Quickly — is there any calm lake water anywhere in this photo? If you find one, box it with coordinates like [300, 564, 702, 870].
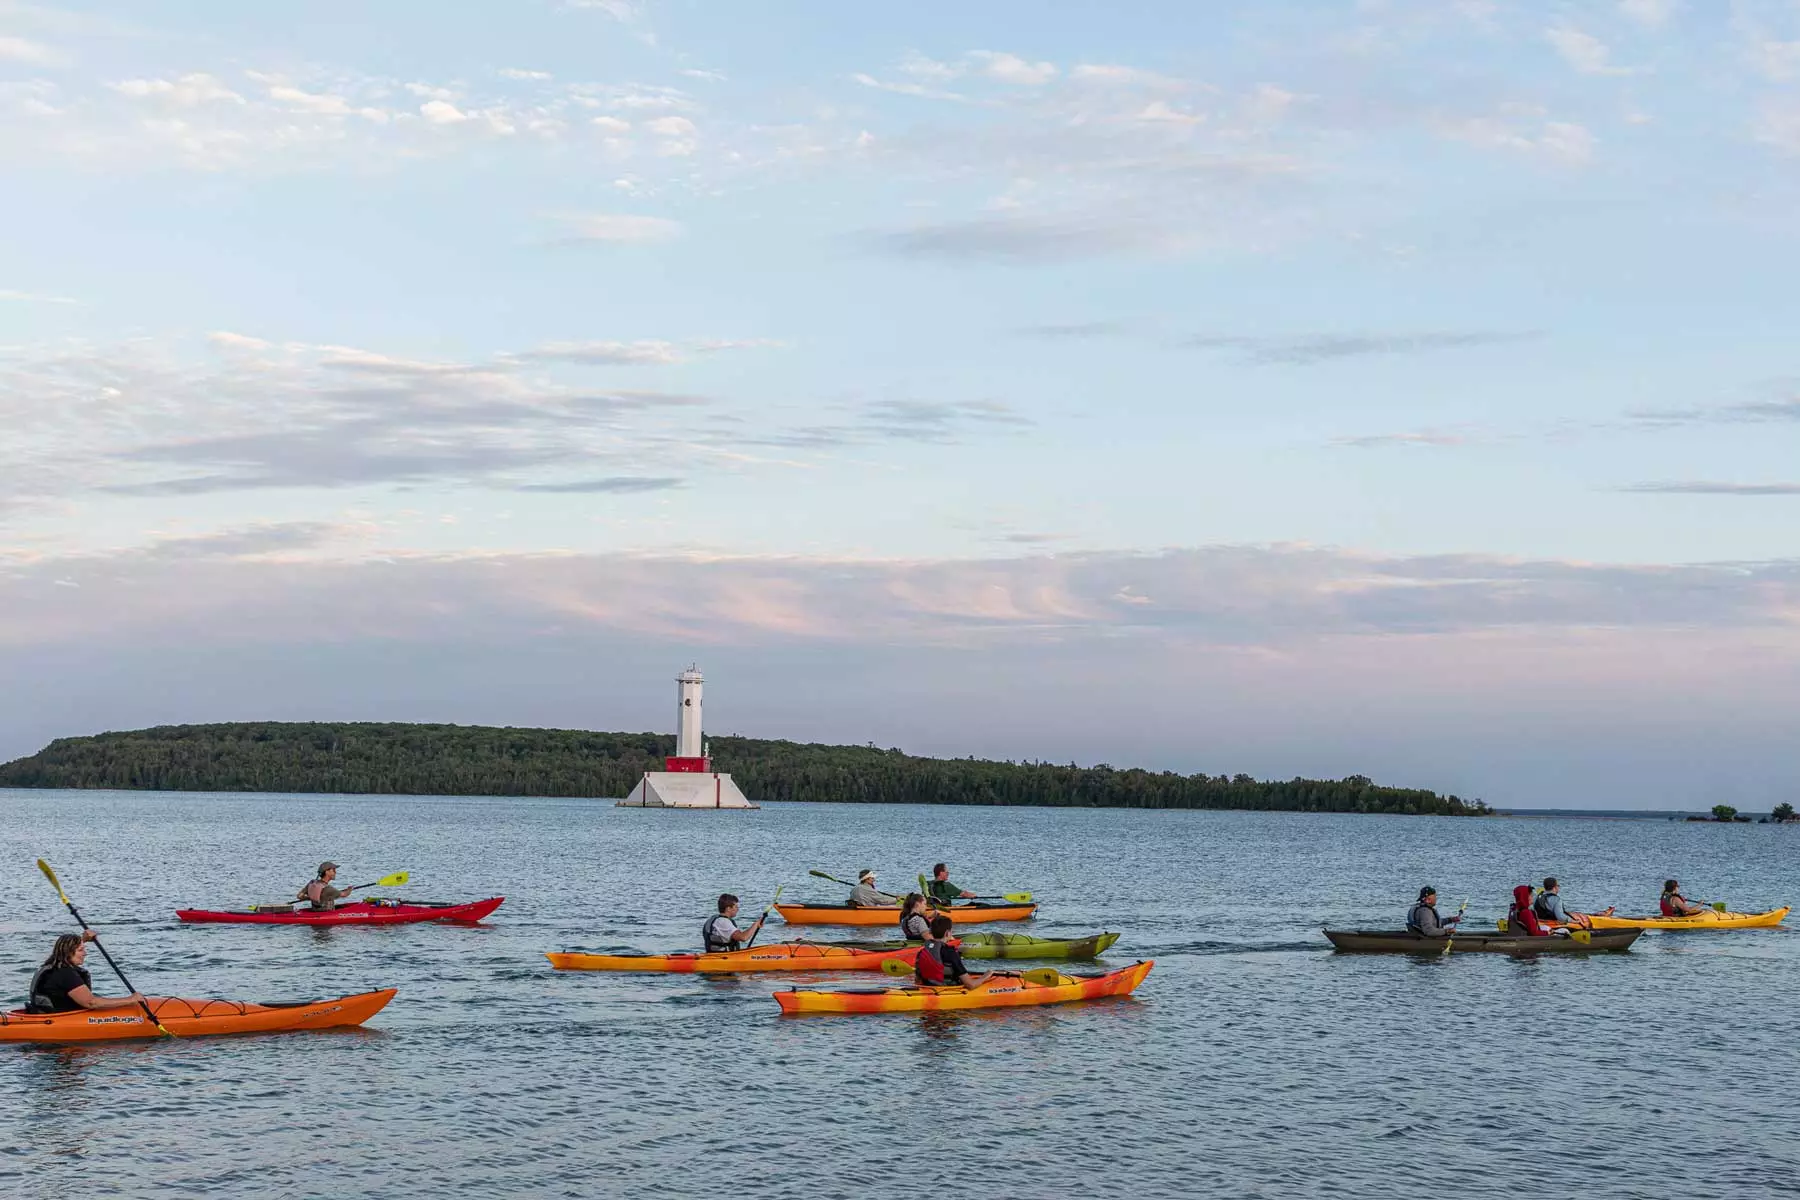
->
[1, 789, 1795, 1198]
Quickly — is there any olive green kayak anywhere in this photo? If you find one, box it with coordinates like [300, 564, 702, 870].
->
[829, 932, 1120, 960]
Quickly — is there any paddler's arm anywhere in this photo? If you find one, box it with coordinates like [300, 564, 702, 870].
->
[65, 983, 148, 1010]
[728, 915, 766, 945]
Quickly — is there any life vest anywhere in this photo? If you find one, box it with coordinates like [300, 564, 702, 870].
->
[1533, 892, 1559, 921]
[1405, 903, 1437, 935]
[1508, 886, 1547, 936]
[702, 916, 737, 952]
[915, 941, 949, 986]
[899, 912, 930, 940]
[24, 963, 88, 1014]
[1660, 892, 1682, 917]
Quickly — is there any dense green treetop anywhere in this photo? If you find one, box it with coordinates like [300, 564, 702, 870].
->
[0, 722, 1492, 815]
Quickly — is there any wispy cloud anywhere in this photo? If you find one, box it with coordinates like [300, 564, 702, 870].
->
[512, 476, 683, 493]
[1331, 431, 1474, 449]
[1618, 481, 1800, 495]
[1546, 26, 1641, 76]
[549, 212, 684, 243]
[1185, 331, 1539, 366]
[0, 288, 80, 305]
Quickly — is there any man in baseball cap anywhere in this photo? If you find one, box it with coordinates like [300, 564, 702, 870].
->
[297, 862, 355, 911]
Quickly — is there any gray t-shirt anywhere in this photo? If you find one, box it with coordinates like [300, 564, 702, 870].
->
[848, 883, 893, 907]
[902, 912, 932, 940]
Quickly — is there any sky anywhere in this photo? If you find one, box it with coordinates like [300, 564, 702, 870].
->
[3, 0, 1799, 809]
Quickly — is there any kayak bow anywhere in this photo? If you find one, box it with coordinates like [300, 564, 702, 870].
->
[176, 898, 504, 926]
[775, 960, 1151, 1014]
[0, 988, 398, 1043]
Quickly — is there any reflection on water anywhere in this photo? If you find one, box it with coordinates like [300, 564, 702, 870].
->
[1, 789, 1796, 1198]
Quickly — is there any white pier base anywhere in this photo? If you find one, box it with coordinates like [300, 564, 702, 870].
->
[617, 771, 759, 809]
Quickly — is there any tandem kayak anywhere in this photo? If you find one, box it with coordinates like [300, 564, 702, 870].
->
[774, 901, 1037, 926]
[1578, 906, 1788, 931]
[775, 961, 1152, 1015]
[832, 932, 1121, 960]
[176, 897, 504, 925]
[545, 942, 924, 973]
[1324, 929, 1642, 954]
[0, 989, 397, 1044]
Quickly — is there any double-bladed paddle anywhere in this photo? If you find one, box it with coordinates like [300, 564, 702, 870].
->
[916, 872, 1033, 905]
[36, 858, 172, 1038]
[1440, 899, 1469, 957]
[349, 869, 411, 891]
[743, 884, 783, 949]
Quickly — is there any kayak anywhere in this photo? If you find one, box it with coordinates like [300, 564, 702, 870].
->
[1580, 906, 1788, 931]
[0, 989, 397, 1044]
[775, 901, 1036, 927]
[545, 942, 924, 973]
[775, 960, 1152, 1015]
[832, 932, 1121, 960]
[175, 897, 504, 925]
[1324, 929, 1642, 954]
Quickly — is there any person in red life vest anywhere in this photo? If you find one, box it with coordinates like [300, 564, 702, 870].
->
[1507, 884, 1552, 936]
[914, 914, 991, 988]
[1660, 880, 1705, 917]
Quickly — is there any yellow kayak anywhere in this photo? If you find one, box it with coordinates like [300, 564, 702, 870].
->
[1585, 906, 1788, 930]
[1500, 906, 1789, 932]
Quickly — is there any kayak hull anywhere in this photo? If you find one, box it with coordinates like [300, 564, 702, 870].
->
[176, 897, 504, 926]
[1582, 906, 1789, 931]
[776, 960, 1151, 1015]
[1325, 929, 1642, 954]
[0, 988, 397, 1044]
[545, 942, 924, 973]
[775, 902, 1036, 926]
[832, 932, 1121, 960]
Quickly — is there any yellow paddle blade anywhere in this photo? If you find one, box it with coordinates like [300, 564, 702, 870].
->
[1495, 917, 1508, 932]
[1712, 901, 1727, 912]
[375, 870, 410, 888]
[880, 956, 914, 976]
[36, 858, 69, 905]
[1570, 929, 1592, 944]
[1003, 892, 1034, 903]
[1020, 967, 1062, 985]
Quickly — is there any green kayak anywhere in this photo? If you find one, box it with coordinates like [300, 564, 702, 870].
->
[829, 931, 1120, 960]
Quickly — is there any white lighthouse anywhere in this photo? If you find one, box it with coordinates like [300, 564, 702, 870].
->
[617, 665, 758, 810]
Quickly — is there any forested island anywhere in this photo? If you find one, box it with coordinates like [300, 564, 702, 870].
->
[0, 722, 1492, 815]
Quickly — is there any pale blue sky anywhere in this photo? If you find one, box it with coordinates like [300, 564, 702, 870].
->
[4, 0, 1799, 807]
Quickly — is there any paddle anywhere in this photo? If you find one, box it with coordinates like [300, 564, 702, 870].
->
[916, 873, 1031, 905]
[36, 859, 172, 1038]
[744, 884, 783, 949]
[349, 870, 411, 891]
[808, 869, 855, 887]
[1440, 899, 1469, 957]
[880, 956, 1061, 985]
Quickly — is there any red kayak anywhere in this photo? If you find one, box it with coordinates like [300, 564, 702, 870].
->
[176, 897, 504, 925]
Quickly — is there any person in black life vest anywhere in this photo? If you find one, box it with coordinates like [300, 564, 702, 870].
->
[1405, 886, 1460, 937]
[898, 893, 932, 941]
[297, 862, 355, 911]
[926, 863, 976, 907]
[25, 932, 146, 1014]
[703, 893, 767, 952]
[914, 915, 990, 988]
[1533, 877, 1612, 929]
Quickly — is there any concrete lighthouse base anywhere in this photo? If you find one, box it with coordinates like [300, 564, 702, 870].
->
[617, 771, 759, 810]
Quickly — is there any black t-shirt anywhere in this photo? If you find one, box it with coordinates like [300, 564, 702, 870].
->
[30, 964, 91, 1013]
[938, 942, 970, 982]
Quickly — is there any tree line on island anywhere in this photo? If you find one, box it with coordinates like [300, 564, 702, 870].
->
[0, 722, 1496, 815]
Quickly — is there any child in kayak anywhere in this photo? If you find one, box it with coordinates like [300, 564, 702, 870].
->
[24, 932, 146, 1014]
[926, 863, 976, 906]
[1507, 885, 1552, 936]
[297, 862, 355, 911]
[1660, 880, 1705, 917]
[703, 894, 767, 952]
[898, 893, 932, 941]
[915, 915, 990, 989]
[1533, 877, 1613, 929]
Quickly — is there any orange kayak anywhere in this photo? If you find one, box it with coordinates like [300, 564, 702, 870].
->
[775, 901, 1036, 927]
[0, 989, 397, 1044]
[776, 960, 1153, 1014]
[546, 942, 925, 973]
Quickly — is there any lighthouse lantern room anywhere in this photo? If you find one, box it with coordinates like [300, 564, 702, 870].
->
[617, 666, 758, 809]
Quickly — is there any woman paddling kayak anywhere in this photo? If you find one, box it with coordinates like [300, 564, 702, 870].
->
[24, 933, 147, 1014]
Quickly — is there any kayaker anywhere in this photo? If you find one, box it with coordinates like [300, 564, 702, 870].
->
[1507, 884, 1552, 936]
[1660, 880, 1705, 917]
[1405, 886, 1461, 937]
[296, 862, 355, 911]
[703, 893, 766, 952]
[847, 869, 895, 908]
[915, 915, 990, 989]
[926, 863, 976, 907]
[24, 932, 147, 1014]
[898, 893, 932, 941]
[1533, 877, 1612, 930]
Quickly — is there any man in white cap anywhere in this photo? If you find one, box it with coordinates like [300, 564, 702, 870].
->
[847, 868, 894, 908]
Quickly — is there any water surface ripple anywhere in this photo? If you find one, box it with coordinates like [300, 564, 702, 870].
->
[1, 791, 1794, 1198]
